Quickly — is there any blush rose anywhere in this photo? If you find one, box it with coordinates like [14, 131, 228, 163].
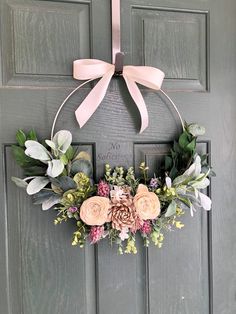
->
[133, 184, 160, 220]
[80, 196, 110, 225]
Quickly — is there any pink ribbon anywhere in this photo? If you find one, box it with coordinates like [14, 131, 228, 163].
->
[73, 59, 165, 133]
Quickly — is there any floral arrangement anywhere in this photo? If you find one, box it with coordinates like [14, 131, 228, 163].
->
[11, 123, 214, 254]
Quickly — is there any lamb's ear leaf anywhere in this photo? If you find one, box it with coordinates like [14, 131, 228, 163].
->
[32, 190, 58, 204]
[187, 124, 205, 137]
[50, 176, 77, 192]
[47, 160, 64, 178]
[74, 151, 91, 161]
[198, 192, 212, 211]
[11, 176, 28, 189]
[71, 159, 93, 177]
[53, 130, 72, 153]
[25, 141, 51, 161]
[26, 177, 49, 195]
[45, 140, 56, 150]
[165, 200, 177, 217]
[42, 195, 62, 210]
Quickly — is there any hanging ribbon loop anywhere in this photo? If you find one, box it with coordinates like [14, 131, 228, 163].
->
[73, 59, 165, 133]
[50, 0, 185, 138]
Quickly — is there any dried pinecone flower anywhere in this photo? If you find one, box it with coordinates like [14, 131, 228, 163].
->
[109, 195, 142, 231]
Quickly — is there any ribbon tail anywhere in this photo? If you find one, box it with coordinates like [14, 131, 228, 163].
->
[75, 69, 114, 128]
[123, 75, 149, 133]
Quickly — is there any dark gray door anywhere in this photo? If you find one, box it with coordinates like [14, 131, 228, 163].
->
[0, 0, 235, 313]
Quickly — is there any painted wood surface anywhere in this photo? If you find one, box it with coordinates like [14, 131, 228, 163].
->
[0, 0, 236, 313]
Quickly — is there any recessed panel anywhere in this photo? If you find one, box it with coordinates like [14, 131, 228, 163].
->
[3, 144, 97, 314]
[134, 142, 171, 176]
[133, 141, 211, 313]
[2, 0, 91, 86]
[131, 7, 208, 91]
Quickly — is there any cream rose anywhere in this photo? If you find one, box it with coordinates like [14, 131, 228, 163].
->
[133, 184, 160, 220]
[80, 196, 110, 226]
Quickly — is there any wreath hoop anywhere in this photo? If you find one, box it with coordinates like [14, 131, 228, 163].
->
[50, 80, 185, 139]
[11, 84, 213, 254]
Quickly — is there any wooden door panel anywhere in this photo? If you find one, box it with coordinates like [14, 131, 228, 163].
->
[121, 1, 209, 91]
[4, 146, 98, 314]
[1, 0, 236, 313]
[1, 0, 110, 87]
[128, 6, 208, 91]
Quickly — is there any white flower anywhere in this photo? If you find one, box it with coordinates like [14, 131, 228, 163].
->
[165, 176, 172, 188]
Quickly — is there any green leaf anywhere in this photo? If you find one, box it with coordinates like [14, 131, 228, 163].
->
[16, 130, 27, 147]
[60, 154, 68, 165]
[23, 166, 47, 176]
[186, 139, 196, 152]
[173, 141, 181, 153]
[209, 169, 216, 177]
[179, 132, 189, 149]
[165, 200, 177, 217]
[201, 154, 208, 163]
[65, 146, 75, 161]
[27, 130, 37, 141]
[169, 166, 178, 180]
[177, 195, 191, 207]
[165, 155, 173, 170]
[12, 145, 35, 167]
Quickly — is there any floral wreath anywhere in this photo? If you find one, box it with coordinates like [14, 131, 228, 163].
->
[12, 122, 213, 254]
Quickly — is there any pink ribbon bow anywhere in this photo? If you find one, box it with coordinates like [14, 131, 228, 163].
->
[73, 59, 165, 133]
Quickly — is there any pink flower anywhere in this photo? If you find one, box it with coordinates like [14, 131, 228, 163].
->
[89, 226, 104, 244]
[97, 180, 110, 197]
[140, 220, 152, 235]
[68, 206, 78, 213]
[119, 227, 129, 241]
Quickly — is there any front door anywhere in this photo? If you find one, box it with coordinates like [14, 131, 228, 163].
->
[0, 0, 235, 313]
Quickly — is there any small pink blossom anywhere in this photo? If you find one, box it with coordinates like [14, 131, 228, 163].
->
[97, 180, 110, 197]
[140, 220, 152, 235]
[130, 216, 143, 233]
[119, 227, 129, 241]
[89, 226, 104, 244]
[68, 206, 78, 213]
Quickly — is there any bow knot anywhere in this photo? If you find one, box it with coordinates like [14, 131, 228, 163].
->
[73, 58, 165, 133]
